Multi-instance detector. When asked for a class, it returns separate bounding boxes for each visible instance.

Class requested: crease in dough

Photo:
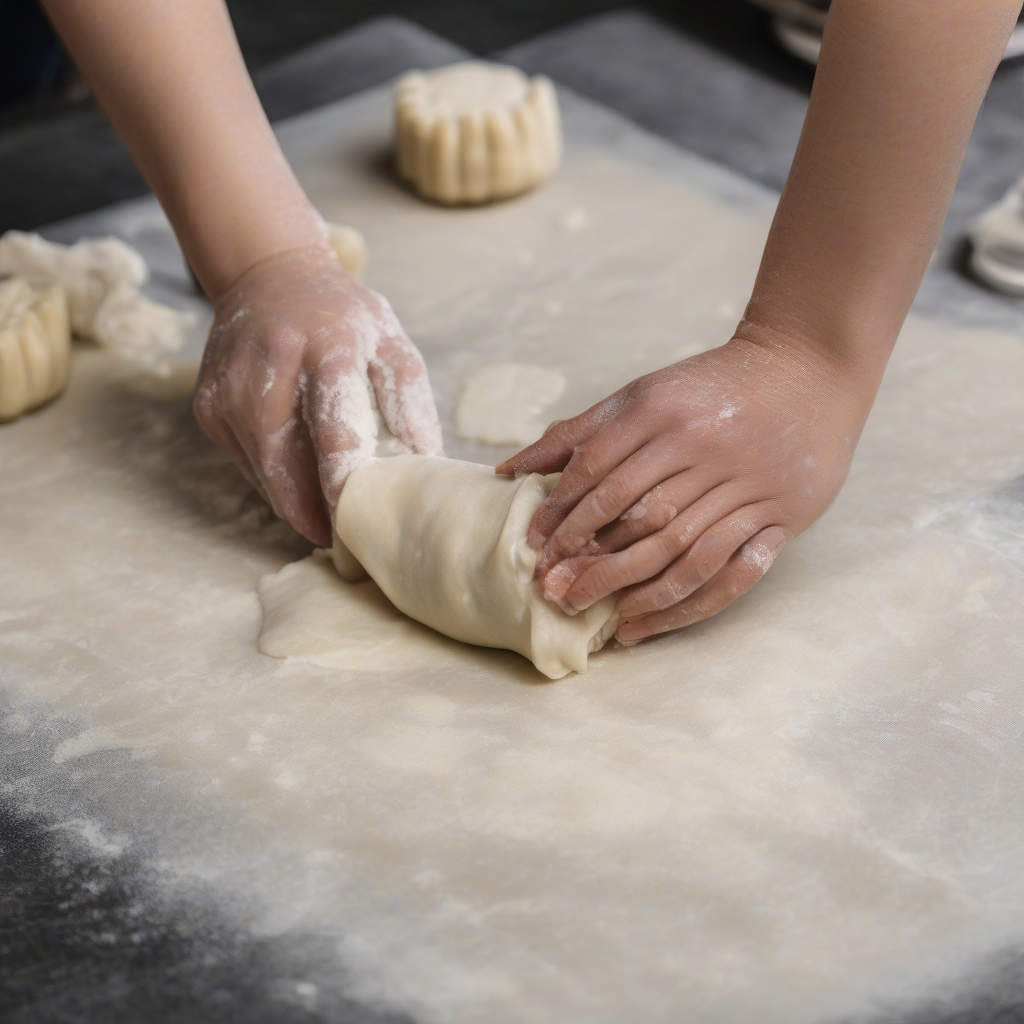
[332,454,618,679]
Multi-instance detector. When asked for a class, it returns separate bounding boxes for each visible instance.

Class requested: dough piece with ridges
[394,61,561,206]
[0,277,71,422]
[332,454,618,679]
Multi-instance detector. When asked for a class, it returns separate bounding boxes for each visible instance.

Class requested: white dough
[0,277,71,422]
[455,362,566,445]
[329,454,618,679]
[394,61,562,205]
[968,176,1024,295]
[0,230,194,359]
[258,550,465,671]
[325,221,368,278]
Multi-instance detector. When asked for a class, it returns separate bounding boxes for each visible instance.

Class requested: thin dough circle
[394,61,562,206]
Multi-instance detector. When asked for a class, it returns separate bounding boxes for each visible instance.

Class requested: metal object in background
[749,0,1024,65]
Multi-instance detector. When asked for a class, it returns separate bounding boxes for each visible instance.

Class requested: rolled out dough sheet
[2,85,1024,1024]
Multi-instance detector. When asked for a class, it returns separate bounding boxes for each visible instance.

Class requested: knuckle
[591,475,631,517]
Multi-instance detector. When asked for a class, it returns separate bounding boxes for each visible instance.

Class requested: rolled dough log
[333,455,618,679]
[394,62,561,206]
[0,277,71,422]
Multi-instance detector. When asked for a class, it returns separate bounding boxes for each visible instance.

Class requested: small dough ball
[0,277,71,423]
[326,222,367,278]
[394,61,562,206]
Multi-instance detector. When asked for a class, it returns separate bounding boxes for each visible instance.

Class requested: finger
[239,406,333,547]
[537,453,711,573]
[304,356,377,510]
[617,504,777,621]
[494,389,629,478]
[525,411,666,552]
[615,526,789,642]
[551,481,749,611]
[193,396,270,505]
[369,330,444,457]
[591,471,714,554]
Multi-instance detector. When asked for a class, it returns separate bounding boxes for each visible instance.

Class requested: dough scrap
[258,550,464,671]
[0,231,195,359]
[0,277,71,422]
[325,221,367,278]
[455,362,566,445]
[332,455,618,679]
[395,62,562,206]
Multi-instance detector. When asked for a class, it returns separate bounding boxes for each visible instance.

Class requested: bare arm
[39,0,320,300]
[500,0,1020,641]
[40,0,443,546]
[741,0,1020,386]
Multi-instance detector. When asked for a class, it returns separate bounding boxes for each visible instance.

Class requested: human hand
[194,245,443,547]
[497,333,875,643]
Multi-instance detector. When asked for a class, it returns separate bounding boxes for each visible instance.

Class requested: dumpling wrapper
[333,455,618,679]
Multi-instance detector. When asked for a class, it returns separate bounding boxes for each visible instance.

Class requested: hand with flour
[39,0,441,546]
[501,0,1020,642]
[498,332,868,643]
[195,246,441,546]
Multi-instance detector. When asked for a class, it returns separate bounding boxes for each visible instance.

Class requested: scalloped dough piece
[394,61,562,206]
[330,454,618,679]
[0,277,71,422]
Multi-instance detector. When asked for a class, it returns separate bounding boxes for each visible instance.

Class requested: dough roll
[333,455,618,679]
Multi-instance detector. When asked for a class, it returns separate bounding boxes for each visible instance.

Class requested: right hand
[193,245,443,547]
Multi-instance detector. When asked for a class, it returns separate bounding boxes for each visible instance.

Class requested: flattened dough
[395,62,561,205]
[0,277,71,422]
[332,455,618,679]
[455,362,566,445]
[258,550,465,671]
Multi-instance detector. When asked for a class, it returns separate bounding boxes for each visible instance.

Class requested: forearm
[741,0,1020,395]
[39,0,325,300]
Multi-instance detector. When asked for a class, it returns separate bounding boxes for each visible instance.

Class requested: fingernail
[615,622,648,644]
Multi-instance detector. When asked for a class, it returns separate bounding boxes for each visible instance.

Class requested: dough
[0,277,71,422]
[455,362,566,445]
[394,61,562,205]
[332,455,618,678]
[258,549,464,671]
[968,176,1024,295]
[0,230,194,359]
[325,221,367,278]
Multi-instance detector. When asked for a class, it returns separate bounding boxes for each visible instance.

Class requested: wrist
[733,313,891,407]
[730,316,885,419]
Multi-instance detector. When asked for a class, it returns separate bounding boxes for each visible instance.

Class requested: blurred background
[0,0,818,232]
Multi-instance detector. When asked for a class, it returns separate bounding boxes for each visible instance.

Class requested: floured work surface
[2,86,1024,1024]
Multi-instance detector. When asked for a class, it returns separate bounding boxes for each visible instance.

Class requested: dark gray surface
[0,17,468,233]
[254,17,465,124]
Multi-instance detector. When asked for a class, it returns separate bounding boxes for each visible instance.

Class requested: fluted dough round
[333,455,618,679]
[0,277,71,422]
[394,61,562,206]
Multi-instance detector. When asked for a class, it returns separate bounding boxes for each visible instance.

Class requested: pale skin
[40,0,1021,641]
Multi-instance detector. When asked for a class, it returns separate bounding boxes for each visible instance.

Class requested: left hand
[496,332,875,643]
